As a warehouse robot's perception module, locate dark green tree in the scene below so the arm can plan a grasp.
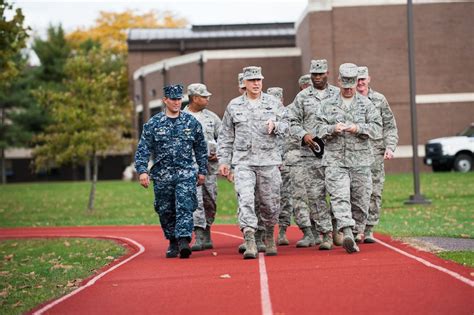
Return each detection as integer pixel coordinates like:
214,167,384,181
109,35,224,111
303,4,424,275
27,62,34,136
32,24,71,84
0,0,30,183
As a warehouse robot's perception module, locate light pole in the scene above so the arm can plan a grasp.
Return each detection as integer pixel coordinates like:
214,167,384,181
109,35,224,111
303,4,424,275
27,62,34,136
405,0,431,205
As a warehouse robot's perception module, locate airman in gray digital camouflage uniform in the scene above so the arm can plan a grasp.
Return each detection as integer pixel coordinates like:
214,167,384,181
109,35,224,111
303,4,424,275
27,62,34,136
356,66,398,243
218,66,287,259
289,60,339,250
135,84,208,259
314,63,382,254
276,75,314,246
183,83,222,251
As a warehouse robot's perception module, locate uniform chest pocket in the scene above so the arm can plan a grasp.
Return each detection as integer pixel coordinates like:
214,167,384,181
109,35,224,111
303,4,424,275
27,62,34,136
353,111,366,123
261,110,276,121
179,128,194,141
233,112,248,123
153,128,172,144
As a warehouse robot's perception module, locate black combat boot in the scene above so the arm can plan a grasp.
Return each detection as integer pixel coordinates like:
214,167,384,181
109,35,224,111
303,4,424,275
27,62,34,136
166,238,179,258
178,237,192,259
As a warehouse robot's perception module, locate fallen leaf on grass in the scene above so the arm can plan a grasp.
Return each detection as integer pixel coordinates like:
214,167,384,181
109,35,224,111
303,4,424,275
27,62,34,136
51,264,73,270
105,256,114,260
0,271,10,276
64,241,71,247
0,290,8,298
13,301,23,307
220,274,231,279
3,254,13,261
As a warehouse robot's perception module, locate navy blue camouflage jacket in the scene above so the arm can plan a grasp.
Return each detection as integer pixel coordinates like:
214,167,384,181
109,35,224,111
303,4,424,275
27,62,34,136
135,111,208,180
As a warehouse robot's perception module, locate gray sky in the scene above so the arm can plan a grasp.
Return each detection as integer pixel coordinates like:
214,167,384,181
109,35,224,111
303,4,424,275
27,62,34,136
12,0,308,36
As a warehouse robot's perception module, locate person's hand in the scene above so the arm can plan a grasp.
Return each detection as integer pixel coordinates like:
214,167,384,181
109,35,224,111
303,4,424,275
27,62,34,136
139,173,150,188
384,148,394,160
219,164,230,177
208,153,218,161
334,122,347,134
266,119,275,134
197,174,206,186
344,123,359,134
226,172,234,183
303,134,316,149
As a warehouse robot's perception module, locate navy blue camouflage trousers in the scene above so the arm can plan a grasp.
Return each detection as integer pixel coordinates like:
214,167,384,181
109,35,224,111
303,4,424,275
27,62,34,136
153,176,198,241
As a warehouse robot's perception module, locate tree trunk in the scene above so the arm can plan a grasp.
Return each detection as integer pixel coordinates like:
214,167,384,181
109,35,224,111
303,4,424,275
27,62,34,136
85,159,91,181
1,105,6,184
87,154,98,212
1,148,6,185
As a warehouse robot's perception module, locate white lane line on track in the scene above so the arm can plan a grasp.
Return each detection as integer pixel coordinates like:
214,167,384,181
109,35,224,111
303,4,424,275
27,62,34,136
376,238,474,287
33,236,146,315
213,230,274,315
258,253,274,315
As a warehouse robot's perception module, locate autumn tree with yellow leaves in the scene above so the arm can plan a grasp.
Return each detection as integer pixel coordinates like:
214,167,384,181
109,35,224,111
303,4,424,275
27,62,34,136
67,10,188,53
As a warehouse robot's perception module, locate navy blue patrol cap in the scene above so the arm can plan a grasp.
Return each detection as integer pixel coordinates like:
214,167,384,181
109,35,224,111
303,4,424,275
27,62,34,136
163,84,183,99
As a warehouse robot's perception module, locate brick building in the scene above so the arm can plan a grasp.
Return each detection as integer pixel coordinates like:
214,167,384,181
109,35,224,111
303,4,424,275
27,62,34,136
129,0,474,173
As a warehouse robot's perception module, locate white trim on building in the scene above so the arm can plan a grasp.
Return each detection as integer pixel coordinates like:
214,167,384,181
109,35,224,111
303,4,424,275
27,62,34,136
133,47,301,80
416,93,474,104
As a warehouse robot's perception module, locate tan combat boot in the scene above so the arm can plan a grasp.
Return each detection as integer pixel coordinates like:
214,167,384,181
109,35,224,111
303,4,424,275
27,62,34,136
204,225,214,249
238,242,246,253
332,228,344,246
319,232,333,250
277,225,289,246
264,226,277,256
296,227,315,248
311,225,322,245
255,229,267,252
243,227,257,259
342,227,359,254
364,225,376,243
191,227,205,251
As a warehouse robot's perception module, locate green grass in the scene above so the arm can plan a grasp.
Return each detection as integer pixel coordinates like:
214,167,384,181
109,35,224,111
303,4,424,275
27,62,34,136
0,238,125,315
0,179,239,227
438,251,474,268
0,173,472,239
377,172,474,238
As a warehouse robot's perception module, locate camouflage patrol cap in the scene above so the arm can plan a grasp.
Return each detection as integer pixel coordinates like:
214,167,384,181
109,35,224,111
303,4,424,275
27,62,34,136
298,74,312,87
357,66,369,79
163,84,183,99
338,63,358,88
238,73,245,88
242,66,264,80
310,59,328,74
187,83,212,97
267,87,283,100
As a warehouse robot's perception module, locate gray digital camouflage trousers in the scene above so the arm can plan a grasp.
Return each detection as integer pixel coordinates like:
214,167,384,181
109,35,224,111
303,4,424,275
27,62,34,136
193,174,218,229
325,166,372,233
235,165,281,230
153,176,198,240
278,165,293,227
368,154,385,226
302,161,332,233
287,165,312,229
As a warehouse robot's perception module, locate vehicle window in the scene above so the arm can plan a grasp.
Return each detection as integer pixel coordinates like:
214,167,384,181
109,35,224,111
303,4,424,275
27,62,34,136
459,125,474,137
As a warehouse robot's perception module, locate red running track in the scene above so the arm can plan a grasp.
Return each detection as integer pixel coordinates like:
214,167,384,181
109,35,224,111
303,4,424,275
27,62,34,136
0,225,472,315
